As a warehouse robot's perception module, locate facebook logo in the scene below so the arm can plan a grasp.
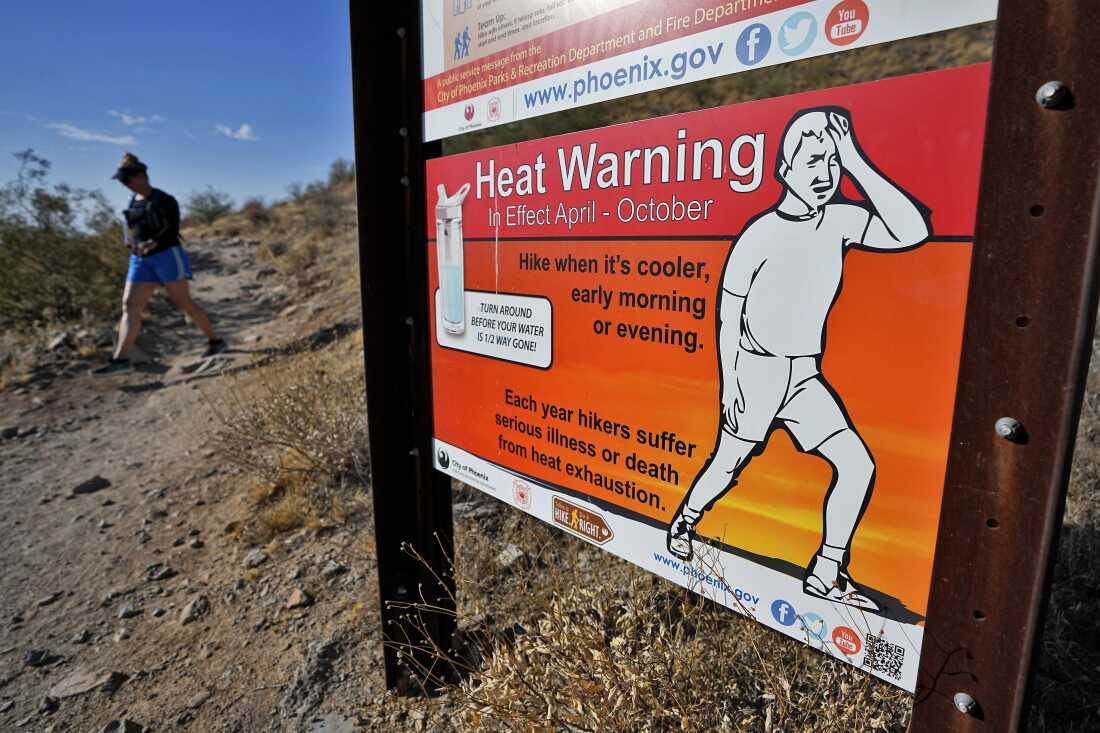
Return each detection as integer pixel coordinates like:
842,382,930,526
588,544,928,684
770,598,796,626
736,23,772,66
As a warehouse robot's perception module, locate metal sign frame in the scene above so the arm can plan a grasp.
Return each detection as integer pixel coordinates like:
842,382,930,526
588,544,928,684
350,1,1100,728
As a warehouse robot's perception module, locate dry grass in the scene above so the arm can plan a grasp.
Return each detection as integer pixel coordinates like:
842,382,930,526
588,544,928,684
1025,346,1100,731
184,178,358,288
385,493,910,732
209,341,370,542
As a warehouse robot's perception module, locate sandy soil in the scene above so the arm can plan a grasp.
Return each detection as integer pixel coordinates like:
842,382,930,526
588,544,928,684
0,236,406,733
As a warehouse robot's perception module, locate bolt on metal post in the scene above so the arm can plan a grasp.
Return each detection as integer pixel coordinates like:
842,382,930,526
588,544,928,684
995,416,1023,441
1036,81,1069,109
953,692,978,715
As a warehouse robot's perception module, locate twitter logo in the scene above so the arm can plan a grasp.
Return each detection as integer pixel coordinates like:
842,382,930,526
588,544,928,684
779,11,817,56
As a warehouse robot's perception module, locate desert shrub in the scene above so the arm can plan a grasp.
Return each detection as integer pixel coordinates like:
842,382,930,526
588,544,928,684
328,158,355,187
285,181,306,204
184,186,234,225
239,196,271,227
210,343,368,534
390,518,912,732
0,149,126,329
301,185,344,237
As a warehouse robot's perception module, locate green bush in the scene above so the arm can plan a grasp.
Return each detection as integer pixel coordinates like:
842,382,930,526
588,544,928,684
184,186,234,225
0,149,126,329
239,196,271,227
327,158,355,187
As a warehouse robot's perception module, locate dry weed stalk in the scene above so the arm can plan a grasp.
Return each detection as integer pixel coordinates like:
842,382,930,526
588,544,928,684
387,519,911,732
209,346,369,530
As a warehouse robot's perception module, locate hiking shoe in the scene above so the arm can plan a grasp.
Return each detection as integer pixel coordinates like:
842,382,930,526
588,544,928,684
202,338,228,358
91,358,132,376
802,554,882,613
666,507,702,561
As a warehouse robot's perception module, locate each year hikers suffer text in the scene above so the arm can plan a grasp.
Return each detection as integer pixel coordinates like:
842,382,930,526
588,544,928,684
494,388,699,510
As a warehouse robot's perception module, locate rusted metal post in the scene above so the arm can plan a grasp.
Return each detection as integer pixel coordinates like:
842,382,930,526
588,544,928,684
914,2,1100,730
348,2,455,689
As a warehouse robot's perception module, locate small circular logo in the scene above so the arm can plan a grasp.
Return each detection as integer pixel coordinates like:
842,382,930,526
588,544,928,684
832,625,862,655
779,11,817,56
437,449,450,469
735,23,772,66
826,0,868,46
770,599,797,626
799,612,829,646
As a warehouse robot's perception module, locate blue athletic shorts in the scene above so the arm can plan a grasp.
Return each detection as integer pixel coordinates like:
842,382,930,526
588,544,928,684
127,246,193,284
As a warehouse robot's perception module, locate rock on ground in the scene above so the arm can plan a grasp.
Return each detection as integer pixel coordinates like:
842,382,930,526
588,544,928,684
287,588,314,609
180,595,209,625
243,549,268,568
48,669,127,699
71,476,111,495
280,637,343,719
99,720,146,733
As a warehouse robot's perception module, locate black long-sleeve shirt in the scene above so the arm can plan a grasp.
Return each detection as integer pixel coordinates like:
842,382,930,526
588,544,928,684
124,188,181,256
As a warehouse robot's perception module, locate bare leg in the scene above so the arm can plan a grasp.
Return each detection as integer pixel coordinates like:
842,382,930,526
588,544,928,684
164,280,216,340
803,428,879,611
683,430,758,515
114,281,157,359
667,430,758,560
816,428,875,554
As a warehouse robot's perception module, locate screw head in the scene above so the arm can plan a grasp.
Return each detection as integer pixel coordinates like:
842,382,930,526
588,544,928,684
954,692,978,715
995,417,1022,440
1036,81,1069,109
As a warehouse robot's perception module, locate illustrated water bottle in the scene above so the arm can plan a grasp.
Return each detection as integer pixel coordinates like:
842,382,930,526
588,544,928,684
436,182,470,335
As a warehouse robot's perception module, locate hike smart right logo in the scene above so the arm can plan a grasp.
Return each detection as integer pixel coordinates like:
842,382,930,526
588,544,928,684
552,496,613,545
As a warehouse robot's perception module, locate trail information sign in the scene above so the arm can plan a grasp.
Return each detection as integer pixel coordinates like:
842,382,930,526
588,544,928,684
420,0,996,140
427,64,989,690
352,1,1100,729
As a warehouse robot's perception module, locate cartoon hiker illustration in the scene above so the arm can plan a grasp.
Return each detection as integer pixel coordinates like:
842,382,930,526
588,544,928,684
665,107,931,613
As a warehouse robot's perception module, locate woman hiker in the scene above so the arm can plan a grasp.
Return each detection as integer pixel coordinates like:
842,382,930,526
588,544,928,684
93,153,227,376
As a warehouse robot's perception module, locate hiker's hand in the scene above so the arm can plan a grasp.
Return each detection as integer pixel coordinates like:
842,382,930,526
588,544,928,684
135,240,156,256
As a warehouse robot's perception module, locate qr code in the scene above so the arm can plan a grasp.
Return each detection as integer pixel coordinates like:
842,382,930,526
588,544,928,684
865,634,905,680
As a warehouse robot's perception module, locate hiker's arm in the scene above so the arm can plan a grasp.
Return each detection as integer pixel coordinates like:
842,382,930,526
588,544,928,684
830,112,930,250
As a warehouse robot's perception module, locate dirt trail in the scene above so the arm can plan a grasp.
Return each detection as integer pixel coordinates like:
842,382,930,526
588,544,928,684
0,237,397,733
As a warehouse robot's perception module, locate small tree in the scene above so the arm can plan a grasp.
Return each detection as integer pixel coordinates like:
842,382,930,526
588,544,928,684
239,196,271,227
0,149,125,327
185,186,234,225
327,158,355,187
285,181,305,204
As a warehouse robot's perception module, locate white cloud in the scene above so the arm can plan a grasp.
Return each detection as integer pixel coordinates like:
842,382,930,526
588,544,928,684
214,123,258,141
48,122,135,146
108,110,164,126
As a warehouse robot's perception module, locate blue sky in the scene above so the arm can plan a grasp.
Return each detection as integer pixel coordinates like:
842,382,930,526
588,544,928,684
0,1,354,215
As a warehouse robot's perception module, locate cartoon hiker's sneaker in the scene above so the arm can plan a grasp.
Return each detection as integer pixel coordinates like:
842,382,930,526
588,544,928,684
666,507,702,561
802,553,882,612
